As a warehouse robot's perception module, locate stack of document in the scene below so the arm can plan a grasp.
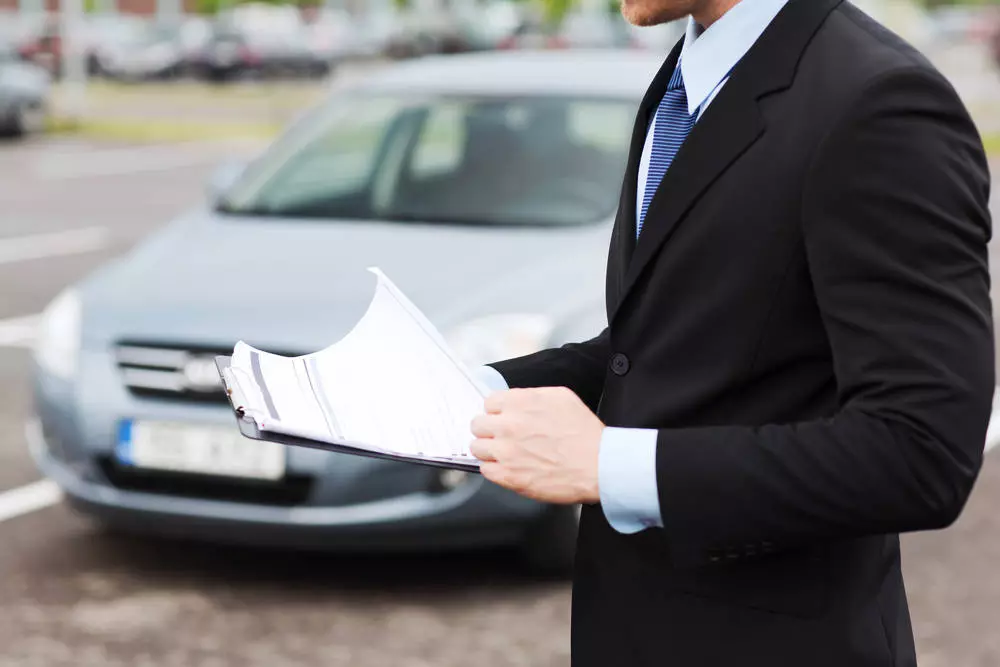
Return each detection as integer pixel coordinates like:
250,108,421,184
219,268,489,469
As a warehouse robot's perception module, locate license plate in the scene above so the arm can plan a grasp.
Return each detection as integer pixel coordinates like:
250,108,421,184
116,420,286,481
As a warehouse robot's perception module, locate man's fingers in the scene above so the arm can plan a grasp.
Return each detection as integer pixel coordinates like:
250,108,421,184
470,414,501,439
471,437,514,463
470,438,497,462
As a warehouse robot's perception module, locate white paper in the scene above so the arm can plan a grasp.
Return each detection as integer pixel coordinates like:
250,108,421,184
225,268,487,464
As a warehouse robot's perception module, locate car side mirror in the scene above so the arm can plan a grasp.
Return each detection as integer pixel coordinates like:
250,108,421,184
207,159,246,205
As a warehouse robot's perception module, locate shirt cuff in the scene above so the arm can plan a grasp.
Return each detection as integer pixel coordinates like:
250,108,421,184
599,427,663,534
476,365,510,392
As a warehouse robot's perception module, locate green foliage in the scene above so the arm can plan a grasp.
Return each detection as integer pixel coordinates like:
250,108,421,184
918,0,999,6
540,0,576,23
195,0,318,15
511,0,596,24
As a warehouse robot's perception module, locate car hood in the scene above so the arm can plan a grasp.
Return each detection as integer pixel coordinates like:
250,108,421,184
80,210,611,354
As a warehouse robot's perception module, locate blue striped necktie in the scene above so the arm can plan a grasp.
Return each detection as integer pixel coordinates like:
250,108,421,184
638,66,696,238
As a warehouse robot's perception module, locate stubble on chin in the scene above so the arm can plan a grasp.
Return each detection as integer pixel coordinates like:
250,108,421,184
619,0,692,27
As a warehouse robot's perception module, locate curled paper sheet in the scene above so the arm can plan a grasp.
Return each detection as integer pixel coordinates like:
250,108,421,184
222,268,487,466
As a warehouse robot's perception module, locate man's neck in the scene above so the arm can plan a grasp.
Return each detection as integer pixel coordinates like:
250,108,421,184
692,0,743,28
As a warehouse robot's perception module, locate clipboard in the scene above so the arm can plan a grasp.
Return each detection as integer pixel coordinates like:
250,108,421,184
215,356,481,474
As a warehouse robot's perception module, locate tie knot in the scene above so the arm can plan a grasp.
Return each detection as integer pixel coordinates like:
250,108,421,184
667,66,685,92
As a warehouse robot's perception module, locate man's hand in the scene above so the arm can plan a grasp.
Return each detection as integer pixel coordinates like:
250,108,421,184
470,387,604,505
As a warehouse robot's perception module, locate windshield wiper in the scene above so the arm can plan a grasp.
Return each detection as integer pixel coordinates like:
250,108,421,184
215,200,277,217
383,212,525,227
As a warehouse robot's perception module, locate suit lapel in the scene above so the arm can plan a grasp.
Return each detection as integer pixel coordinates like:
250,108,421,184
609,39,685,309
610,0,844,323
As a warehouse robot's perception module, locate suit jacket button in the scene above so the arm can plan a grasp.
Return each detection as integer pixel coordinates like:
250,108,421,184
610,353,630,376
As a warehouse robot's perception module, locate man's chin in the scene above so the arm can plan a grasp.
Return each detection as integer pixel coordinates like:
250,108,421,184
620,0,688,26
622,12,658,27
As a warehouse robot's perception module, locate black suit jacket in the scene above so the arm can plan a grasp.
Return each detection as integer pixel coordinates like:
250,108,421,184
491,1,994,665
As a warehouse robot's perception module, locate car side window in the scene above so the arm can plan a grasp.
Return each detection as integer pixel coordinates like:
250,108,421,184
567,102,635,156
408,103,466,180
238,97,401,212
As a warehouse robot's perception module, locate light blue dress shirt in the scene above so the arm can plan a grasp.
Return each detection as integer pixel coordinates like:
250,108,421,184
481,0,790,535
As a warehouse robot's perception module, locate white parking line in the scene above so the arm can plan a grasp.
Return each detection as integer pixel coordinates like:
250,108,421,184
0,227,110,265
0,480,61,524
0,315,39,349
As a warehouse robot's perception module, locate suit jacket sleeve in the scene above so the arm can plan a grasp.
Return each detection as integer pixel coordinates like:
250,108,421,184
489,328,610,412
655,68,994,567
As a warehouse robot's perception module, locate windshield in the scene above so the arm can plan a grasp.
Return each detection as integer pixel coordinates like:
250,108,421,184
219,93,637,226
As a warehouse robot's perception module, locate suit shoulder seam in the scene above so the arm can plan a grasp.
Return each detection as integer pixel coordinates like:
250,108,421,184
799,63,950,229
836,4,928,71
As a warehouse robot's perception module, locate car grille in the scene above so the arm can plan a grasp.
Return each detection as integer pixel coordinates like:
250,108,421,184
115,343,233,404
97,457,314,507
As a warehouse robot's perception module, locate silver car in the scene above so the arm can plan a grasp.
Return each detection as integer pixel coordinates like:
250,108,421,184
30,51,660,571
0,40,48,138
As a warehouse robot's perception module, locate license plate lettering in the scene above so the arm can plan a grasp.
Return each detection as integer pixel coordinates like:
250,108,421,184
118,420,286,481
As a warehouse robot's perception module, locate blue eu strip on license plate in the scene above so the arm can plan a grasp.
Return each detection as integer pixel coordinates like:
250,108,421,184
116,420,135,466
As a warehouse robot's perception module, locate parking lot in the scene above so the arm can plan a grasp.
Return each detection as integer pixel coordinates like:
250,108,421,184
1,129,999,666
0,136,575,667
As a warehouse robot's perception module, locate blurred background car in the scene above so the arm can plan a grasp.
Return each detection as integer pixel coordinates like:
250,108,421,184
0,37,49,138
302,7,360,65
30,50,658,573
383,5,475,59
84,13,151,77
557,9,637,49
14,15,61,76
174,14,213,73
95,22,187,81
194,4,331,82
350,9,401,60
498,9,666,51
14,13,152,78
455,0,525,51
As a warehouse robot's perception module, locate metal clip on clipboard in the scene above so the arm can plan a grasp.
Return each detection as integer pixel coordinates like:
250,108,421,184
214,355,481,474
220,362,265,425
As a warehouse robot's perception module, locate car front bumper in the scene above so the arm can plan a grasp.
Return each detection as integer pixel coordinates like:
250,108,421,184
29,417,544,552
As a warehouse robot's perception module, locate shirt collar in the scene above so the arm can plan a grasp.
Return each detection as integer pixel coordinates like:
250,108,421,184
679,0,790,116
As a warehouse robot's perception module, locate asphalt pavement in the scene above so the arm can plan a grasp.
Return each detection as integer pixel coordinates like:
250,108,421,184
0,135,998,667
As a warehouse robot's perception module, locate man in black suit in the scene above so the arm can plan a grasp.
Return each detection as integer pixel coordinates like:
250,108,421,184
469,0,994,664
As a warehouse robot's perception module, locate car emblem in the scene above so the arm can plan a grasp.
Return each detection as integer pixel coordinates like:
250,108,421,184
182,356,222,392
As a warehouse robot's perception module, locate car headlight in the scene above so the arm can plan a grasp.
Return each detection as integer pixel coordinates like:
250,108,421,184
446,314,555,369
33,288,82,380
